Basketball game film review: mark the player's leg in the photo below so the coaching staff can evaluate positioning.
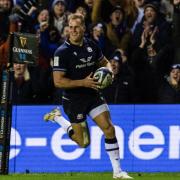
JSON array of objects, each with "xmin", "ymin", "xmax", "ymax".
[
  {"xmin": 44, "ymin": 95, "xmax": 90, "ymax": 148},
  {"xmin": 44, "ymin": 107, "xmax": 73, "ymax": 135},
  {"xmin": 44, "ymin": 108, "xmax": 90, "ymax": 147},
  {"xmin": 71, "ymin": 121, "xmax": 90, "ymax": 148},
  {"xmin": 44, "ymin": 107, "xmax": 90, "ymax": 147},
  {"xmin": 62, "ymin": 97, "xmax": 90, "ymax": 148},
  {"xmin": 89, "ymin": 102, "xmax": 133, "ymax": 179},
  {"xmin": 89, "ymin": 105, "xmax": 121, "ymax": 173}
]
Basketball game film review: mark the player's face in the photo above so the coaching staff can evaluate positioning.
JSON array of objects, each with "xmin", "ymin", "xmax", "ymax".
[{"xmin": 68, "ymin": 18, "xmax": 85, "ymax": 45}]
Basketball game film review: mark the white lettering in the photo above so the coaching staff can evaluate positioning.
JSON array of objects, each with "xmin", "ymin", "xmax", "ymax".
[
  {"xmin": 76, "ymin": 64, "xmax": 86, "ymax": 69},
  {"xmin": 0, "ymin": 110, "xmax": 5, "ymax": 137},
  {"xmin": 90, "ymin": 126, "xmax": 103, "ymax": 159},
  {"xmin": 87, "ymin": 62, "xmax": 95, "ymax": 66},
  {"xmin": 169, "ymin": 126, "xmax": 180, "ymax": 159},
  {"xmin": 9, "ymin": 125, "xmax": 180, "ymax": 161},
  {"xmin": 12, "ymin": 47, "xmax": 32, "ymax": 54},
  {"xmin": 10, "ymin": 128, "xmax": 21, "ymax": 159},
  {"xmin": 1, "ymin": 82, "xmax": 7, "ymax": 103},
  {"xmin": 129, "ymin": 125, "xmax": 164, "ymax": 160},
  {"xmin": 51, "ymin": 128, "xmax": 85, "ymax": 160}
]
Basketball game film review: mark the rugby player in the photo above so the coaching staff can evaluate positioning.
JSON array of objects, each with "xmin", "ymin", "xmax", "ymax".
[{"xmin": 44, "ymin": 13, "xmax": 133, "ymax": 179}]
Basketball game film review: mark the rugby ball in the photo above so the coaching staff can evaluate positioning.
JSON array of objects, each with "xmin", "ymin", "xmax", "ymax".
[{"xmin": 93, "ymin": 67, "xmax": 113, "ymax": 89}]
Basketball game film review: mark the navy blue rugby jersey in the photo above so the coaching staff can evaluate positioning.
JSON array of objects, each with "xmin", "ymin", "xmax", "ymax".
[{"xmin": 53, "ymin": 38, "xmax": 104, "ymax": 96}]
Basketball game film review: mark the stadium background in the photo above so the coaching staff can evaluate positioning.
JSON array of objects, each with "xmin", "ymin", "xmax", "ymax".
[{"xmin": 9, "ymin": 105, "xmax": 180, "ymax": 173}]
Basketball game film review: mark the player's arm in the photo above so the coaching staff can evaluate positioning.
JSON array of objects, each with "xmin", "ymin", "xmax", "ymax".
[{"xmin": 53, "ymin": 71, "xmax": 99, "ymax": 90}]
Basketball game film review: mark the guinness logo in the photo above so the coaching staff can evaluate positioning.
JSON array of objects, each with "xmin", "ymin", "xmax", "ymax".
[{"xmin": 19, "ymin": 37, "xmax": 27, "ymax": 48}]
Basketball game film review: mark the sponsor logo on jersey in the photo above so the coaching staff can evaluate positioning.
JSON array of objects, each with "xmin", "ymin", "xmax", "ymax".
[
  {"xmin": 76, "ymin": 55, "xmax": 94, "ymax": 69},
  {"xmin": 79, "ymin": 56, "xmax": 92, "ymax": 63}
]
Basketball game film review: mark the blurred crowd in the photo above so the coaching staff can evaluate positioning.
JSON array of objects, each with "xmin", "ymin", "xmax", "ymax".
[{"xmin": 0, "ymin": 0, "xmax": 180, "ymax": 105}]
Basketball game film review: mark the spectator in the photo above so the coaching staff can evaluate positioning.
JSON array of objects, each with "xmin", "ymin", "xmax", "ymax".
[
  {"xmin": 36, "ymin": 8, "xmax": 49, "ymax": 26},
  {"xmin": 160, "ymin": 0, "xmax": 174, "ymax": 22},
  {"xmin": 106, "ymin": 5, "xmax": 132, "ymax": 53},
  {"xmin": 12, "ymin": 1, "xmax": 38, "ymax": 33},
  {"xmin": 158, "ymin": 64, "xmax": 180, "ymax": 103},
  {"xmin": 131, "ymin": 17, "xmax": 173, "ymax": 102},
  {"xmin": 12, "ymin": 63, "xmax": 53, "ymax": 104},
  {"xmin": 83, "ymin": 0, "xmax": 94, "ymax": 26},
  {"xmin": 84, "ymin": 0, "xmax": 93, "ymax": 8},
  {"xmin": 132, "ymin": 0, "xmax": 146, "ymax": 33},
  {"xmin": 121, "ymin": 0, "xmax": 139, "ymax": 30},
  {"xmin": 34, "ymin": 8, "xmax": 61, "ymax": 69},
  {"xmin": 49, "ymin": 0, "xmax": 69, "ymax": 34},
  {"xmin": 91, "ymin": 0, "xmax": 122, "ymax": 23},
  {"xmin": 60, "ymin": 24, "xmax": 69, "ymax": 42},
  {"xmin": 102, "ymin": 50, "xmax": 136, "ymax": 104},
  {"xmin": 0, "ymin": 0, "xmax": 13, "ymax": 43},
  {"xmin": 1, "ymin": 0, "xmax": 180, "ymax": 105},
  {"xmin": 90, "ymin": 22, "xmax": 116, "ymax": 58},
  {"xmin": 0, "ymin": 0, "xmax": 18, "ymax": 79},
  {"xmin": 173, "ymin": 0, "xmax": 180, "ymax": 64},
  {"xmin": 75, "ymin": 5, "xmax": 91, "ymax": 35},
  {"xmin": 12, "ymin": 63, "xmax": 34, "ymax": 104},
  {"xmin": 13, "ymin": 0, "xmax": 47, "ymax": 8},
  {"xmin": 50, "ymin": 0, "xmax": 84, "ymax": 12},
  {"xmin": 131, "ymin": 25, "xmax": 161, "ymax": 103},
  {"xmin": 133, "ymin": 2, "xmax": 172, "ymax": 50}
]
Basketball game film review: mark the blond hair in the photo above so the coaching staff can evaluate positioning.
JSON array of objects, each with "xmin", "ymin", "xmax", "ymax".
[{"xmin": 68, "ymin": 13, "xmax": 85, "ymax": 26}]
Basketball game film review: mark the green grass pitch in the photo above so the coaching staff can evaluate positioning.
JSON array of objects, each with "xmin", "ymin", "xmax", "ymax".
[{"xmin": 0, "ymin": 173, "xmax": 180, "ymax": 180}]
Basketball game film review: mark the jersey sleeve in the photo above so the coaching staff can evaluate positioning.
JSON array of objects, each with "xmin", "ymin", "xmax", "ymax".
[{"xmin": 53, "ymin": 48, "xmax": 68, "ymax": 72}]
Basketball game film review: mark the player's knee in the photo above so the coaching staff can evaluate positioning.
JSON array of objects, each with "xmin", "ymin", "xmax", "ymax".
[{"xmin": 103, "ymin": 124, "xmax": 115, "ymax": 137}]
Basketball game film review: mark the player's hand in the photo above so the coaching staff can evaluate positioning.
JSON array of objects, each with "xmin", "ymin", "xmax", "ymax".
[{"xmin": 82, "ymin": 73, "xmax": 100, "ymax": 90}]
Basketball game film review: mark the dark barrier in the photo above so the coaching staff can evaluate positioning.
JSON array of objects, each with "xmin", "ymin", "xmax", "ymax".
[{"xmin": 0, "ymin": 68, "xmax": 12, "ymax": 174}]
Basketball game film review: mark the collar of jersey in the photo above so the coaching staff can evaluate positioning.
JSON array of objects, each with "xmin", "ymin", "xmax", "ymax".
[{"xmin": 65, "ymin": 38, "xmax": 87, "ymax": 48}]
